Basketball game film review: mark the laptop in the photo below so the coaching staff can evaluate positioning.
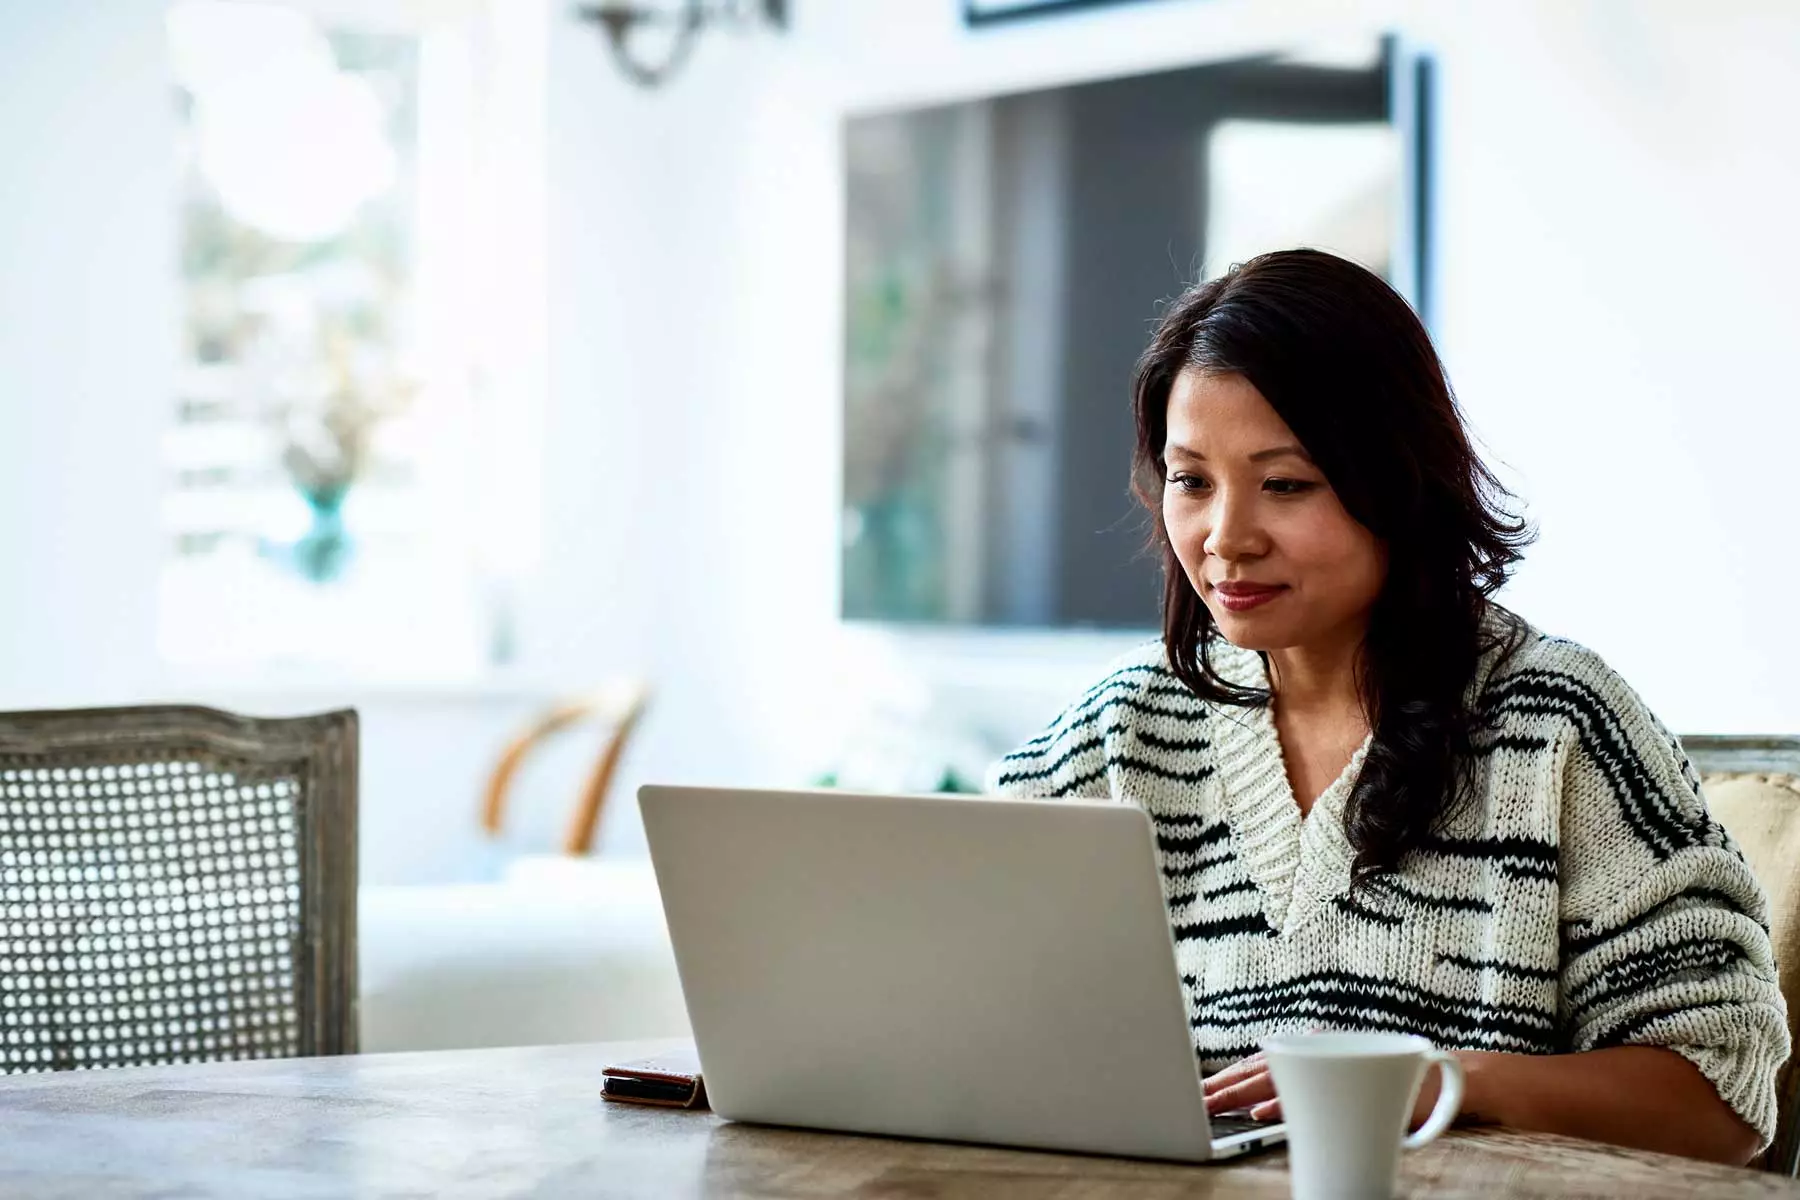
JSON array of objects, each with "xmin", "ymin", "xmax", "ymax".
[{"xmin": 637, "ymin": 784, "xmax": 1286, "ymax": 1162}]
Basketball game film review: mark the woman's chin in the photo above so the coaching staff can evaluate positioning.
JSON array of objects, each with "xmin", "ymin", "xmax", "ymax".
[{"xmin": 1205, "ymin": 606, "xmax": 1291, "ymax": 652}]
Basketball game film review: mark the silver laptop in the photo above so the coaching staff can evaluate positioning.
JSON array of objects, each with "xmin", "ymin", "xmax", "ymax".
[{"xmin": 637, "ymin": 784, "xmax": 1286, "ymax": 1162}]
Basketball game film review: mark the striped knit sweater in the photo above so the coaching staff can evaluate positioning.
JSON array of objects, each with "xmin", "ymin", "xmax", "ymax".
[{"xmin": 986, "ymin": 614, "xmax": 1790, "ymax": 1143}]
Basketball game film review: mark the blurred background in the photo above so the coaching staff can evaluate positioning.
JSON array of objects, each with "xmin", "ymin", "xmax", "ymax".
[{"xmin": 4, "ymin": 0, "xmax": 1798, "ymax": 1050}]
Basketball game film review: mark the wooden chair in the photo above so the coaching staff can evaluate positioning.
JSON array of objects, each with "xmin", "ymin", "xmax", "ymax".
[
  {"xmin": 480, "ymin": 680, "xmax": 650, "ymax": 856},
  {"xmin": 0, "ymin": 706, "xmax": 358, "ymax": 1072},
  {"xmin": 1684, "ymin": 734, "xmax": 1800, "ymax": 1175}
]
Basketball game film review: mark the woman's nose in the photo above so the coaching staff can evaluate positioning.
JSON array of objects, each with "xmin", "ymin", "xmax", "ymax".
[{"xmin": 1203, "ymin": 490, "xmax": 1267, "ymax": 561}]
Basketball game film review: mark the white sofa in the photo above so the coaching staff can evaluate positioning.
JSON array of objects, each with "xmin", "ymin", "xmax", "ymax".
[{"xmin": 358, "ymin": 858, "xmax": 690, "ymax": 1052}]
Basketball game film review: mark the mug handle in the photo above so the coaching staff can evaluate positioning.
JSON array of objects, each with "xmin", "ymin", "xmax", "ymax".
[{"xmin": 1401, "ymin": 1049, "xmax": 1464, "ymax": 1150}]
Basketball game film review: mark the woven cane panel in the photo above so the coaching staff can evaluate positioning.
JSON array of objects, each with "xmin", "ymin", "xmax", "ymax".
[{"xmin": 0, "ymin": 756, "xmax": 306, "ymax": 1073}]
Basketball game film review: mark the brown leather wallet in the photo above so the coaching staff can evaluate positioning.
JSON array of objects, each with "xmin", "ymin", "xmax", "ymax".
[{"xmin": 601, "ymin": 1047, "xmax": 709, "ymax": 1110}]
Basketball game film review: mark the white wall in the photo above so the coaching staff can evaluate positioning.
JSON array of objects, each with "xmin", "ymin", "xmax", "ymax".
[
  {"xmin": 0, "ymin": 0, "xmax": 171, "ymax": 709},
  {"xmin": 4, "ymin": 0, "xmax": 1799, "ymax": 883},
  {"xmin": 540, "ymin": 0, "xmax": 1800, "ymax": 816},
  {"xmin": 1427, "ymin": 2, "xmax": 1800, "ymax": 732}
]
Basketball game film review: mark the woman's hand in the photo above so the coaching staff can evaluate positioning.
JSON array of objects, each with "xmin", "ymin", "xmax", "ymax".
[
  {"xmin": 1202, "ymin": 1046, "xmax": 1758, "ymax": 1165},
  {"xmin": 1201, "ymin": 1051, "xmax": 1456, "ymax": 1127},
  {"xmin": 1200, "ymin": 1052, "xmax": 1283, "ymax": 1122}
]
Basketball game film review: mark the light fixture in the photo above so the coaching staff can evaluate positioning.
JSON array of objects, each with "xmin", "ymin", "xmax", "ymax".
[{"xmin": 575, "ymin": 0, "xmax": 787, "ymax": 89}]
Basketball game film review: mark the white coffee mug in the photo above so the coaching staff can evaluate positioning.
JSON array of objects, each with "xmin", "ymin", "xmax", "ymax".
[{"xmin": 1260, "ymin": 1031, "xmax": 1464, "ymax": 1200}]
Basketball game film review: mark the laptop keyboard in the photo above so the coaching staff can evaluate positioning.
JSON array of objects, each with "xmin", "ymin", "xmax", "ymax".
[{"xmin": 1211, "ymin": 1113, "xmax": 1279, "ymax": 1137}]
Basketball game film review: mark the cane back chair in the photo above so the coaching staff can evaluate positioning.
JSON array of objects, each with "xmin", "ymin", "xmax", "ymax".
[{"xmin": 0, "ymin": 705, "xmax": 358, "ymax": 1073}]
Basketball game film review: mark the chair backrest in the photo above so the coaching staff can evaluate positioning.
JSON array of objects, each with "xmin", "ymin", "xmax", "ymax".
[
  {"xmin": 480, "ymin": 679, "xmax": 650, "ymax": 856},
  {"xmin": 0, "ymin": 705, "xmax": 358, "ymax": 1073},
  {"xmin": 1684, "ymin": 735, "xmax": 1800, "ymax": 1175}
]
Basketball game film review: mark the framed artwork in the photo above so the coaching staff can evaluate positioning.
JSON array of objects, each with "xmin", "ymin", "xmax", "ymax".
[{"xmin": 963, "ymin": 0, "xmax": 1168, "ymax": 27}]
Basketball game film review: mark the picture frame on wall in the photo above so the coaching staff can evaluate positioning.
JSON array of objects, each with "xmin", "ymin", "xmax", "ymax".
[{"xmin": 964, "ymin": 0, "xmax": 1166, "ymax": 27}]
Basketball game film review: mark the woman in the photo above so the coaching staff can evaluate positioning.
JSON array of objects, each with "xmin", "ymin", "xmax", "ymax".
[{"xmin": 987, "ymin": 250, "xmax": 1787, "ymax": 1165}]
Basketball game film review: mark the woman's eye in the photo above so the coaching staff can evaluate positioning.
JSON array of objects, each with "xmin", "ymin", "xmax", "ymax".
[
  {"xmin": 1166, "ymin": 473, "xmax": 1210, "ymax": 493},
  {"xmin": 1264, "ymin": 478, "xmax": 1318, "ymax": 496}
]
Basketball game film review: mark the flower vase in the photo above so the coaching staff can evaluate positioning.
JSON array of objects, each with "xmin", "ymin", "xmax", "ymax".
[{"xmin": 293, "ymin": 483, "xmax": 353, "ymax": 583}]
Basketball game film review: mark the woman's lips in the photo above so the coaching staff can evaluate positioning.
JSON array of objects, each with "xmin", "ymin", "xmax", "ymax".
[{"xmin": 1212, "ymin": 583, "xmax": 1286, "ymax": 613}]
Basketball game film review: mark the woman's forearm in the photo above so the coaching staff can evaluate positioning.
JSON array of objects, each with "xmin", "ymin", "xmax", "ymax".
[{"xmin": 1455, "ymin": 1047, "xmax": 1761, "ymax": 1166}]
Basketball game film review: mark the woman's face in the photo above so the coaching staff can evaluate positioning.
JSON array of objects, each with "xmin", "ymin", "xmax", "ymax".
[{"xmin": 1161, "ymin": 368, "xmax": 1387, "ymax": 656}]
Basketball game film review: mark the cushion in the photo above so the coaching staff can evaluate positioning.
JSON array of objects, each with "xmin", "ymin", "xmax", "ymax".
[
  {"xmin": 1703, "ymin": 772, "xmax": 1800, "ymax": 1021},
  {"xmin": 1701, "ymin": 771, "xmax": 1800, "ymax": 1163}
]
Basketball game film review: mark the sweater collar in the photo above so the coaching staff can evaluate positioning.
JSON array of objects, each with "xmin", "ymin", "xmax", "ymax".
[
  {"xmin": 1207, "ymin": 638, "xmax": 1367, "ymax": 935},
  {"xmin": 1204, "ymin": 606, "xmax": 1525, "ymax": 933}
]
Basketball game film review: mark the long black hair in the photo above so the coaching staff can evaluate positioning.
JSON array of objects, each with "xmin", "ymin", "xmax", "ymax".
[{"xmin": 1129, "ymin": 249, "xmax": 1533, "ymax": 884}]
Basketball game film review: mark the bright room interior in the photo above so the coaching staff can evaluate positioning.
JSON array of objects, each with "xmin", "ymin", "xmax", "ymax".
[{"xmin": 4, "ymin": 0, "xmax": 1800, "ymax": 1058}]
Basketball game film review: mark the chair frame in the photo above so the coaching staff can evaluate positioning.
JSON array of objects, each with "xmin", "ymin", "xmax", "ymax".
[
  {"xmin": 1684, "ymin": 735, "xmax": 1800, "ymax": 778},
  {"xmin": 1683, "ymin": 734, "xmax": 1800, "ymax": 1176},
  {"xmin": 479, "ymin": 681, "xmax": 650, "ymax": 856},
  {"xmin": 0, "ymin": 705, "xmax": 359, "ymax": 1060}
]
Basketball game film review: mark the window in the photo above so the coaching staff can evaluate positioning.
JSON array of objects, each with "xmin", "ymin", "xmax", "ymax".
[{"xmin": 160, "ymin": 0, "xmax": 543, "ymax": 681}]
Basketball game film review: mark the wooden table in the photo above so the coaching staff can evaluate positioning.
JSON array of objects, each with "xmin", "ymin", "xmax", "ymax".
[{"xmin": 0, "ymin": 1041, "xmax": 1793, "ymax": 1199}]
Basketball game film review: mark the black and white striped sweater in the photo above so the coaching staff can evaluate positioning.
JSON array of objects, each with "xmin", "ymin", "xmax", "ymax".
[{"xmin": 986, "ymin": 617, "xmax": 1789, "ymax": 1144}]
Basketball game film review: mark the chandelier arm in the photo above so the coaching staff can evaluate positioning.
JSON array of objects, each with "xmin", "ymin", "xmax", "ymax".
[
  {"xmin": 604, "ymin": 0, "xmax": 705, "ymax": 88},
  {"xmin": 578, "ymin": 0, "xmax": 779, "ymax": 88}
]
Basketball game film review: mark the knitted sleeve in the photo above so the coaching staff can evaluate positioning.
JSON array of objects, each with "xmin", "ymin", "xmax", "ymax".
[
  {"xmin": 1545, "ymin": 647, "xmax": 1790, "ymax": 1145},
  {"xmin": 982, "ymin": 652, "xmax": 1166, "ymax": 800}
]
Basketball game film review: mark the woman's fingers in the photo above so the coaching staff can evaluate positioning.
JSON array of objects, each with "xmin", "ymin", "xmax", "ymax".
[
  {"xmin": 1201, "ymin": 1065, "xmax": 1278, "ymax": 1115},
  {"xmin": 1200, "ymin": 1051, "xmax": 1266, "ymax": 1093}
]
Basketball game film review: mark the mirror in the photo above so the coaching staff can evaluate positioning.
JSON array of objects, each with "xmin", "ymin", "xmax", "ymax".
[{"xmin": 841, "ymin": 36, "xmax": 1433, "ymax": 629}]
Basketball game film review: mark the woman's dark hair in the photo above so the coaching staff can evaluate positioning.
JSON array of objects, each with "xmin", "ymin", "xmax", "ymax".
[{"xmin": 1129, "ymin": 249, "xmax": 1533, "ymax": 886}]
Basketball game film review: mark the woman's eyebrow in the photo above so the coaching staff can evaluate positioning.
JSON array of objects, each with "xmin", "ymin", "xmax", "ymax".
[
  {"xmin": 1249, "ymin": 444, "xmax": 1311, "ymax": 463},
  {"xmin": 1163, "ymin": 443, "xmax": 1311, "ymax": 463}
]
